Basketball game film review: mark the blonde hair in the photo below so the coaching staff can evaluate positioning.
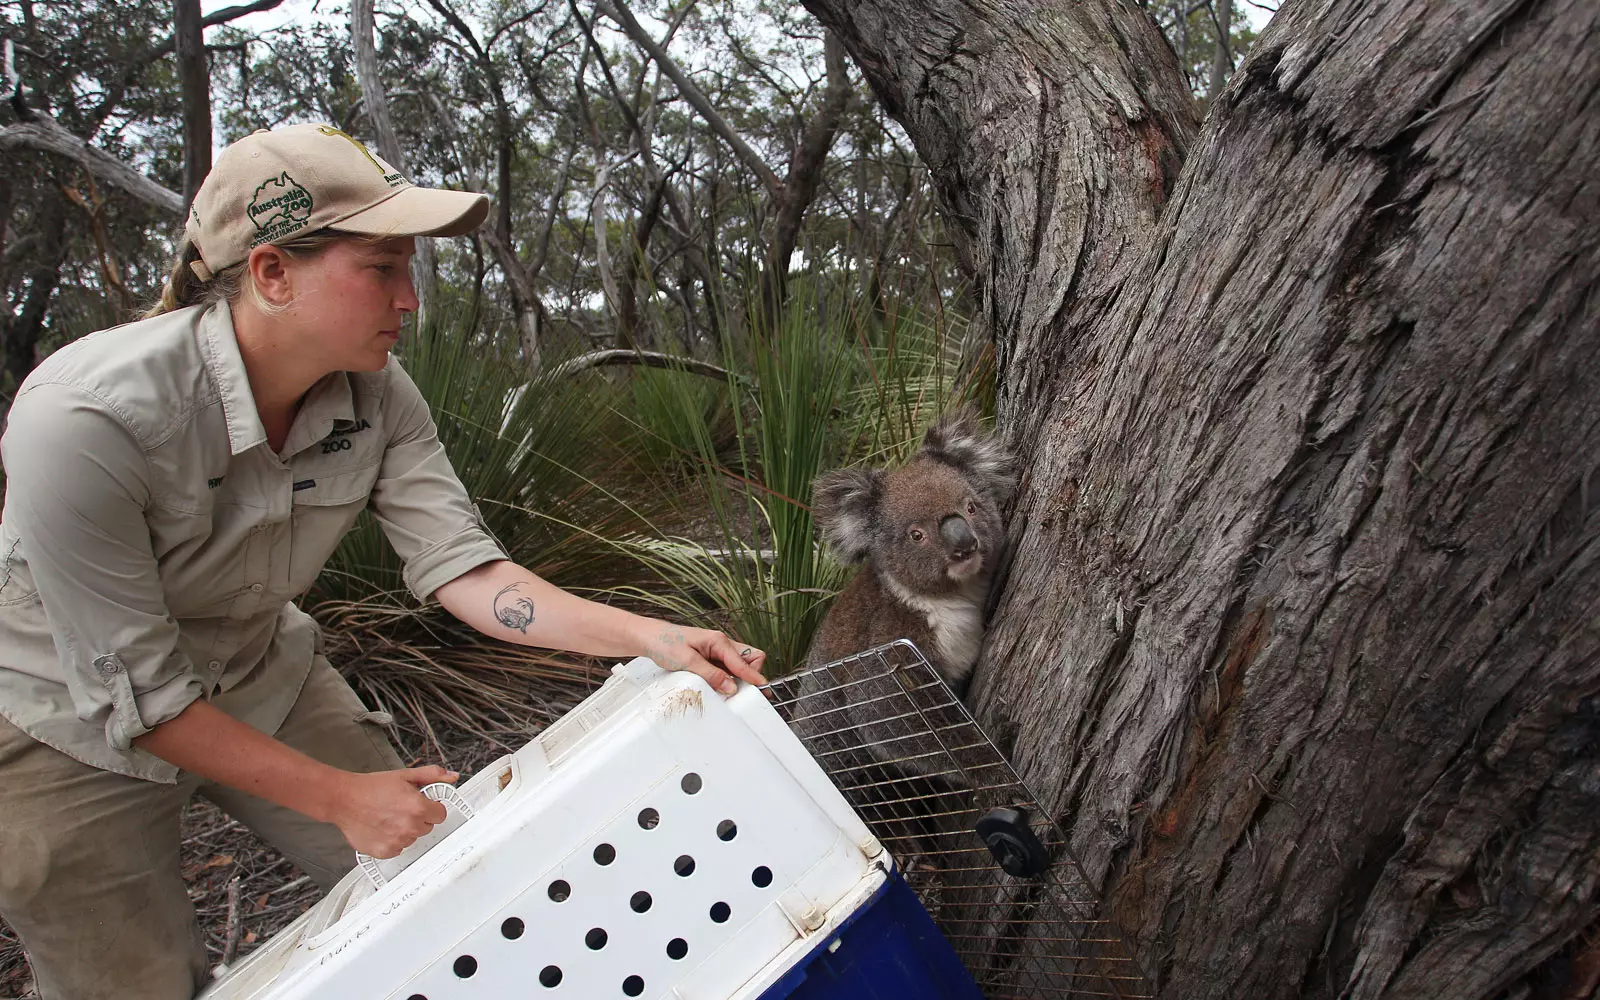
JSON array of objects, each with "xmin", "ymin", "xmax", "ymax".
[{"xmin": 144, "ymin": 230, "xmax": 394, "ymax": 319}]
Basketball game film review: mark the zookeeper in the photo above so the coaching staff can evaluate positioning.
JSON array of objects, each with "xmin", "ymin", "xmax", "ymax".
[{"xmin": 0, "ymin": 123, "xmax": 768, "ymax": 1000}]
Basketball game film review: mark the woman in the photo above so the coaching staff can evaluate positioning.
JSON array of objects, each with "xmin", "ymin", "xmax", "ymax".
[{"xmin": 0, "ymin": 123, "xmax": 766, "ymax": 1000}]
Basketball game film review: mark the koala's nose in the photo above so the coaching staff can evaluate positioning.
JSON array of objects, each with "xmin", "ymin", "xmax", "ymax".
[{"xmin": 940, "ymin": 515, "xmax": 978, "ymax": 556}]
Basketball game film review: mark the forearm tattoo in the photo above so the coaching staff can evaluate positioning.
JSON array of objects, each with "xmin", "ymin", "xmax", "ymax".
[
  {"xmin": 493, "ymin": 583, "xmax": 536, "ymax": 633},
  {"xmin": 656, "ymin": 625, "xmax": 688, "ymax": 669}
]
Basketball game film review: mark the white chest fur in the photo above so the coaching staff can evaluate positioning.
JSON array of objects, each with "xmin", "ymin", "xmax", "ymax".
[{"xmin": 881, "ymin": 573, "xmax": 986, "ymax": 684}]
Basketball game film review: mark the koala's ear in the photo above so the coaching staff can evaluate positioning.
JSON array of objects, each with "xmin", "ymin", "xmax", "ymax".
[
  {"xmin": 812, "ymin": 467, "xmax": 883, "ymax": 563},
  {"xmin": 920, "ymin": 407, "xmax": 1018, "ymax": 506}
]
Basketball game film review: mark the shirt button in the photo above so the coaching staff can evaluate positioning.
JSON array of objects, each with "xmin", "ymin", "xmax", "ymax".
[
  {"xmin": 249, "ymin": 583, "xmax": 264, "ymax": 593},
  {"xmin": 208, "ymin": 660, "xmax": 222, "ymax": 672}
]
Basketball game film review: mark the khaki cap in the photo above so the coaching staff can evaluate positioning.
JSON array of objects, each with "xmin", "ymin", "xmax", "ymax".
[{"xmin": 186, "ymin": 123, "xmax": 489, "ymax": 278}]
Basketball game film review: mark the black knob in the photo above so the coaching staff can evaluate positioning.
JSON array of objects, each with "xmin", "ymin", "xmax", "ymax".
[{"xmin": 974, "ymin": 806, "xmax": 1050, "ymax": 877}]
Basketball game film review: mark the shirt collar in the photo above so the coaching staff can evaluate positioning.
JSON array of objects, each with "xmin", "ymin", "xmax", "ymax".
[
  {"xmin": 280, "ymin": 370, "xmax": 357, "ymax": 459},
  {"xmin": 198, "ymin": 300, "xmax": 359, "ymax": 458},
  {"xmin": 198, "ymin": 299, "xmax": 267, "ymax": 456}
]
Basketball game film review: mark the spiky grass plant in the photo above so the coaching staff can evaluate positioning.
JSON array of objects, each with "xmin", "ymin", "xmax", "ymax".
[
  {"xmin": 309, "ymin": 313, "xmax": 665, "ymax": 748},
  {"xmin": 608, "ymin": 281, "xmax": 982, "ymax": 677},
  {"xmin": 312, "ymin": 316, "xmax": 649, "ymax": 606}
]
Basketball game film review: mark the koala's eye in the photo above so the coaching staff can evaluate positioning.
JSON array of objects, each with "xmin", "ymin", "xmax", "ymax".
[
  {"xmin": 909, "ymin": 528, "xmax": 926, "ymax": 543},
  {"xmin": 966, "ymin": 500, "xmax": 978, "ymax": 515}
]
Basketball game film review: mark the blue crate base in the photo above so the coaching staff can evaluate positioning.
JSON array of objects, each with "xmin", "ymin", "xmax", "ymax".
[{"xmin": 759, "ymin": 869, "xmax": 984, "ymax": 1000}]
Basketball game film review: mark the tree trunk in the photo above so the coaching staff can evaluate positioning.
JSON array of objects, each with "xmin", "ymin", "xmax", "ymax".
[
  {"xmin": 758, "ymin": 30, "xmax": 852, "ymax": 324},
  {"xmin": 1206, "ymin": 0, "xmax": 1232, "ymax": 102},
  {"xmin": 3, "ymin": 197, "xmax": 65, "ymax": 394},
  {"xmin": 173, "ymin": 0, "xmax": 211, "ymax": 211},
  {"xmin": 803, "ymin": 1, "xmax": 1600, "ymax": 999},
  {"xmin": 351, "ymin": 0, "xmax": 438, "ymax": 328}
]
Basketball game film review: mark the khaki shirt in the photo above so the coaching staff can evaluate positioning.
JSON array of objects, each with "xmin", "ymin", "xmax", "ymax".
[{"xmin": 0, "ymin": 300, "xmax": 507, "ymax": 782}]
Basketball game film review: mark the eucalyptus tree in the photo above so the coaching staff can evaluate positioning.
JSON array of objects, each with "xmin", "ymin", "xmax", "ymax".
[{"xmin": 802, "ymin": 0, "xmax": 1600, "ymax": 997}]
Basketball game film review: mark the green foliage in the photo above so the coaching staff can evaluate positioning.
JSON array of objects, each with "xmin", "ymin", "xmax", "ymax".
[
  {"xmin": 1144, "ymin": 0, "xmax": 1262, "ymax": 100},
  {"xmin": 607, "ymin": 280, "xmax": 981, "ymax": 676},
  {"xmin": 626, "ymin": 364, "xmax": 737, "ymax": 479},
  {"xmin": 311, "ymin": 313, "xmax": 648, "ymax": 605}
]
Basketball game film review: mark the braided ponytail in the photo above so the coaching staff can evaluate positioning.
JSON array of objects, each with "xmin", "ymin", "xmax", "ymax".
[{"xmin": 143, "ymin": 240, "xmax": 247, "ymax": 319}]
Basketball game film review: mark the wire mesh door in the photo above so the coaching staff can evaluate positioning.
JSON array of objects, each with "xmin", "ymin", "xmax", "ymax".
[{"xmin": 763, "ymin": 640, "xmax": 1153, "ymax": 1000}]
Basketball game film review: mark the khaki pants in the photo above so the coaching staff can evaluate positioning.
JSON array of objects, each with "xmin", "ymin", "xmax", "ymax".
[{"xmin": 0, "ymin": 657, "xmax": 404, "ymax": 1000}]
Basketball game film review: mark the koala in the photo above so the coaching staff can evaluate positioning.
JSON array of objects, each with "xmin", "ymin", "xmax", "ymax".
[
  {"xmin": 806, "ymin": 408, "xmax": 1016, "ymax": 692},
  {"xmin": 793, "ymin": 410, "xmax": 1017, "ymax": 883}
]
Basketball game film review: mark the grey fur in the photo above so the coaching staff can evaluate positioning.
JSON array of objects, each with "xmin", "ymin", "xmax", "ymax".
[{"xmin": 807, "ymin": 408, "xmax": 1015, "ymax": 690}]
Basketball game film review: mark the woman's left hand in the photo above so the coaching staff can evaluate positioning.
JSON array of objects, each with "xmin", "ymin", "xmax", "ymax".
[{"xmin": 643, "ymin": 622, "xmax": 768, "ymax": 695}]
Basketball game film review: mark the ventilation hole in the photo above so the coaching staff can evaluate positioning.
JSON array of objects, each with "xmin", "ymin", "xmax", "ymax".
[
  {"xmin": 666, "ymin": 937, "xmax": 689, "ymax": 960},
  {"xmin": 752, "ymin": 866, "xmax": 773, "ymax": 888},
  {"xmin": 586, "ymin": 927, "xmax": 609, "ymax": 950},
  {"xmin": 630, "ymin": 890, "xmax": 653, "ymax": 913},
  {"xmin": 623, "ymin": 975, "xmax": 645, "ymax": 996},
  {"xmin": 407, "ymin": 996, "xmax": 427, "ymax": 1000},
  {"xmin": 709, "ymin": 901, "xmax": 731, "ymax": 923},
  {"xmin": 716, "ymin": 819, "xmax": 737, "ymax": 841},
  {"xmin": 680, "ymin": 772, "xmax": 702, "ymax": 794},
  {"xmin": 539, "ymin": 965, "xmax": 563, "ymax": 988},
  {"xmin": 501, "ymin": 917, "xmax": 525, "ymax": 940},
  {"xmin": 453, "ymin": 955, "xmax": 477, "ymax": 978},
  {"xmin": 674, "ymin": 855, "xmax": 695, "ymax": 877},
  {"xmin": 637, "ymin": 807, "xmax": 660, "ymax": 830},
  {"xmin": 548, "ymin": 879, "xmax": 571, "ymax": 902},
  {"xmin": 594, "ymin": 843, "xmax": 617, "ymax": 865}
]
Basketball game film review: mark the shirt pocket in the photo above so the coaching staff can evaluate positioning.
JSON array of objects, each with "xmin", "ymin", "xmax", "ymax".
[{"xmin": 288, "ymin": 462, "xmax": 383, "ymax": 595}]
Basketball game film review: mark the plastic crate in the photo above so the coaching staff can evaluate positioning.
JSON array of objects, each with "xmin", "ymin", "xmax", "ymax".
[{"xmin": 200, "ymin": 657, "xmax": 973, "ymax": 1000}]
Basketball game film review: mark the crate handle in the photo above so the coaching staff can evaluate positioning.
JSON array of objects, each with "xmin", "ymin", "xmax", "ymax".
[{"xmin": 355, "ymin": 782, "xmax": 476, "ymax": 888}]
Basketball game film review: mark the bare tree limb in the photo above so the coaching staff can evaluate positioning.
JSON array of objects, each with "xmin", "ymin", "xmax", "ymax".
[
  {"xmin": 527, "ymin": 135, "xmax": 579, "ymax": 281},
  {"xmin": 351, "ymin": 0, "xmax": 438, "ymax": 325},
  {"xmin": 760, "ymin": 30, "xmax": 851, "ymax": 316},
  {"xmin": 0, "ymin": 120, "xmax": 183, "ymax": 215},
  {"xmin": 570, "ymin": 5, "xmax": 722, "ymax": 334},
  {"xmin": 87, "ymin": 0, "xmax": 284, "ymax": 127},
  {"xmin": 546, "ymin": 348, "xmax": 735, "ymax": 382},
  {"xmin": 221, "ymin": 876, "xmax": 242, "ymax": 967},
  {"xmin": 1207, "ymin": 0, "xmax": 1234, "ymax": 100},
  {"xmin": 597, "ymin": 0, "xmax": 784, "ymax": 198}
]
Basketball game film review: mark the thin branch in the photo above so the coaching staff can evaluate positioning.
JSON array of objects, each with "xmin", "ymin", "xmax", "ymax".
[
  {"xmin": 546, "ymin": 348, "xmax": 736, "ymax": 382},
  {"xmin": 596, "ymin": 0, "xmax": 783, "ymax": 197}
]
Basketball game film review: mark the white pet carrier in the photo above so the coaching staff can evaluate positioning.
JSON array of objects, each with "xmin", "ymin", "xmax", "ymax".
[{"xmin": 200, "ymin": 657, "xmax": 888, "ymax": 1000}]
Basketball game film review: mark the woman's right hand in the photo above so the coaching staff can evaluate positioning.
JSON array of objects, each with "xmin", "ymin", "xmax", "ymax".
[{"xmin": 327, "ymin": 765, "xmax": 458, "ymax": 858}]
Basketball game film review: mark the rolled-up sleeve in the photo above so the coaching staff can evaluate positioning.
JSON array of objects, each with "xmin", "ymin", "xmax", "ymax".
[
  {"xmin": 1, "ymin": 383, "xmax": 204, "ymax": 750},
  {"xmin": 370, "ymin": 360, "xmax": 509, "ymax": 602}
]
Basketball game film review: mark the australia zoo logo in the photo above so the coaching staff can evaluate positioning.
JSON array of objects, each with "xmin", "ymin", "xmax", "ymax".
[{"xmin": 248, "ymin": 172, "xmax": 314, "ymax": 245}]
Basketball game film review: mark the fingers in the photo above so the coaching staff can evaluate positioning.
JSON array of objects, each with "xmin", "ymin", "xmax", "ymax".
[
  {"xmin": 682, "ymin": 654, "xmax": 737, "ymax": 696},
  {"xmin": 676, "ymin": 636, "xmax": 767, "ymax": 695},
  {"xmin": 710, "ymin": 633, "xmax": 768, "ymax": 686},
  {"xmin": 402, "ymin": 765, "xmax": 460, "ymax": 788},
  {"xmin": 343, "ymin": 769, "xmax": 455, "ymax": 858}
]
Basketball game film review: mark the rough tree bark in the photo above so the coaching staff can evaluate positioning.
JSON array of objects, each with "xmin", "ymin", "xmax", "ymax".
[{"xmin": 802, "ymin": 0, "xmax": 1600, "ymax": 999}]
